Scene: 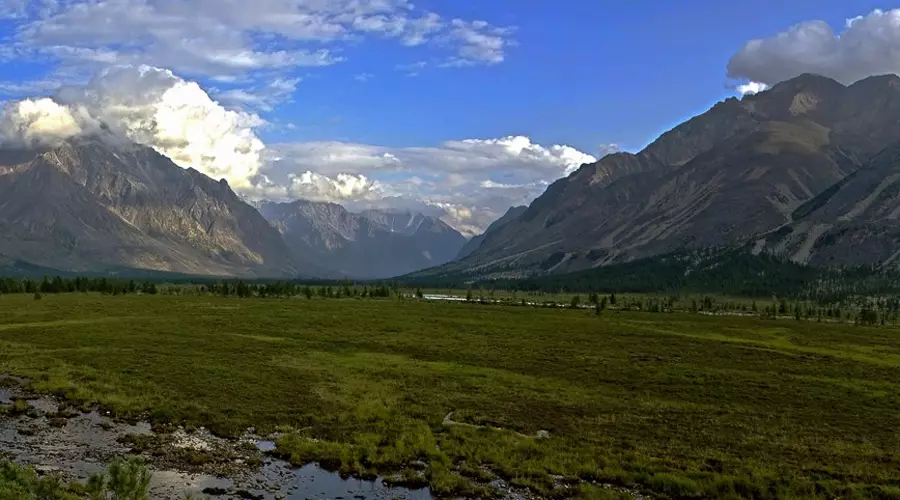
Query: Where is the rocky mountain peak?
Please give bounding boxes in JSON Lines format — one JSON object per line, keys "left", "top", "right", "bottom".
{"left": 260, "top": 200, "right": 466, "bottom": 278}
{"left": 422, "top": 73, "right": 900, "bottom": 279}
{"left": 0, "top": 136, "right": 310, "bottom": 277}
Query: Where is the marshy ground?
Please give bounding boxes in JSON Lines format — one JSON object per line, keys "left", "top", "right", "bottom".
{"left": 0, "top": 294, "right": 899, "bottom": 499}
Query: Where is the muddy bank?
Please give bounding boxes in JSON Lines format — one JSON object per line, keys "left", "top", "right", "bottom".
{"left": 0, "top": 378, "right": 431, "bottom": 500}
{"left": 0, "top": 375, "right": 621, "bottom": 500}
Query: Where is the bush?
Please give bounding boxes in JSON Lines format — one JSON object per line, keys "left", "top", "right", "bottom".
{"left": 85, "top": 457, "right": 152, "bottom": 500}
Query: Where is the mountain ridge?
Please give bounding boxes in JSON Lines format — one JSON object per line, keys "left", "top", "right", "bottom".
{"left": 0, "top": 137, "right": 316, "bottom": 277}
{"left": 259, "top": 199, "right": 467, "bottom": 278}
{"left": 417, "top": 73, "right": 900, "bottom": 279}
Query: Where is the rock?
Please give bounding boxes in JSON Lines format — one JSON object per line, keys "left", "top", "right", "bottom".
{"left": 536, "top": 430, "right": 551, "bottom": 439}
{"left": 201, "top": 487, "right": 229, "bottom": 496}
{"left": 48, "top": 417, "right": 68, "bottom": 428}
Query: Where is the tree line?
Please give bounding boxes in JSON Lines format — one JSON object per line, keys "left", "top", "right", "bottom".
{"left": 0, "top": 276, "right": 158, "bottom": 296}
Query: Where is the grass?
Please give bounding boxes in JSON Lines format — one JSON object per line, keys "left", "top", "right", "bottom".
{"left": 0, "top": 294, "right": 899, "bottom": 498}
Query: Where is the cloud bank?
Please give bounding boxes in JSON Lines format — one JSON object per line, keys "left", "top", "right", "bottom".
{"left": 259, "top": 136, "right": 595, "bottom": 234}
{"left": 0, "top": 66, "right": 596, "bottom": 234}
{"left": 729, "top": 9, "right": 900, "bottom": 87}
{"left": 6, "top": 0, "right": 515, "bottom": 80}
{"left": 1, "top": 65, "right": 266, "bottom": 189}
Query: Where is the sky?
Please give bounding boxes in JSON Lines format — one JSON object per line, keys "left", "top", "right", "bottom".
{"left": 0, "top": 0, "right": 896, "bottom": 234}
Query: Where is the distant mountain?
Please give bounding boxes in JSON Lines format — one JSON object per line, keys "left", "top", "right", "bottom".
{"left": 455, "top": 206, "right": 527, "bottom": 260}
{"left": 419, "top": 73, "right": 900, "bottom": 279}
{"left": 0, "top": 137, "right": 316, "bottom": 277}
{"left": 259, "top": 200, "right": 467, "bottom": 278}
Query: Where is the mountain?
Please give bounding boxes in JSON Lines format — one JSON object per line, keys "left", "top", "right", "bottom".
{"left": 0, "top": 136, "right": 313, "bottom": 277}
{"left": 259, "top": 200, "right": 467, "bottom": 278}
{"left": 765, "top": 141, "right": 900, "bottom": 267}
{"left": 427, "top": 73, "right": 900, "bottom": 278}
{"left": 455, "top": 206, "right": 527, "bottom": 260}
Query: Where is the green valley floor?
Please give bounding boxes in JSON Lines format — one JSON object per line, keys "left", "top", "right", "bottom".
{"left": 0, "top": 294, "right": 898, "bottom": 499}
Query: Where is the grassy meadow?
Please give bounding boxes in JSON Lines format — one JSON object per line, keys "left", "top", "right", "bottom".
{"left": 0, "top": 294, "right": 899, "bottom": 499}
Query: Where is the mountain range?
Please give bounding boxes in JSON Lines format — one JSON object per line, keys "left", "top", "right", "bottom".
{"left": 259, "top": 200, "right": 466, "bottom": 278}
{"left": 4, "top": 73, "right": 900, "bottom": 282}
{"left": 421, "top": 73, "right": 900, "bottom": 279}
{"left": 0, "top": 137, "right": 465, "bottom": 278}
{"left": 0, "top": 137, "right": 306, "bottom": 277}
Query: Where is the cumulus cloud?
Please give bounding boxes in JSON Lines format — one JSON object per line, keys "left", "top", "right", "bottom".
{"left": 0, "top": 65, "right": 591, "bottom": 234}
{"left": 0, "top": 98, "right": 93, "bottom": 147}
{"left": 0, "top": 65, "right": 266, "bottom": 188}
{"left": 728, "top": 9, "right": 900, "bottom": 86}
{"left": 7, "top": 0, "right": 514, "bottom": 79}
{"left": 289, "top": 172, "right": 384, "bottom": 201}
{"left": 259, "top": 136, "right": 596, "bottom": 232}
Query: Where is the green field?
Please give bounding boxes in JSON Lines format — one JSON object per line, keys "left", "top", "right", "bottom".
{"left": 1, "top": 294, "right": 899, "bottom": 499}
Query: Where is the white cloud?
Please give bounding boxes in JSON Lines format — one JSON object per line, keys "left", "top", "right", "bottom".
{"left": 0, "top": 98, "right": 93, "bottom": 147}
{"left": 214, "top": 77, "right": 301, "bottom": 112}
{"left": 0, "top": 0, "right": 27, "bottom": 19}
{"left": 0, "top": 65, "right": 587, "bottom": 234}
{"left": 7, "top": 0, "right": 514, "bottom": 79}
{"left": 728, "top": 9, "right": 900, "bottom": 86}
{"left": 258, "top": 136, "right": 596, "bottom": 232}
{"left": 440, "top": 19, "right": 514, "bottom": 66}
{"left": 396, "top": 61, "right": 427, "bottom": 76}
{"left": 354, "top": 73, "right": 374, "bottom": 82}
{"left": 0, "top": 77, "right": 67, "bottom": 97}
{"left": 289, "top": 171, "right": 384, "bottom": 201}
{"left": 0, "top": 65, "right": 266, "bottom": 189}
{"left": 597, "top": 143, "right": 620, "bottom": 157}
{"left": 735, "top": 81, "right": 769, "bottom": 96}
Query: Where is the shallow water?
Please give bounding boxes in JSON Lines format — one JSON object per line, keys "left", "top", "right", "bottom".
{"left": 250, "top": 462, "right": 431, "bottom": 500}
{"left": 0, "top": 392, "right": 432, "bottom": 499}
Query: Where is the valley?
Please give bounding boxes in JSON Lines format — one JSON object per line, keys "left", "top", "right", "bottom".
{"left": 2, "top": 292, "right": 899, "bottom": 499}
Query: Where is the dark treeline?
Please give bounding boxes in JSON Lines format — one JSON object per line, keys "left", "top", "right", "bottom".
{"left": 0, "top": 276, "right": 159, "bottom": 295}
{"left": 404, "top": 249, "right": 900, "bottom": 303}
{"left": 0, "top": 275, "right": 399, "bottom": 300}
{"left": 7, "top": 248, "right": 900, "bottom": 304}
{"left": 203, "top": 281, "right": 394, "bottom": 299}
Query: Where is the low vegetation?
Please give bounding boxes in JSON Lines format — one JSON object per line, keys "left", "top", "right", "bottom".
{"left": 0, "top": 457, "right": 153, "bottom": 500}
{"left": 0, "top": 294, "right": 899, "bottom": 498}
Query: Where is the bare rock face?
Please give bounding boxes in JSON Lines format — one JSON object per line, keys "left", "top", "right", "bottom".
{"left": 430, "top": 73, "right": 900, "bottom": 277}
{"left": 0, "top": 137, "right": 313, "bottom": 277}
{"left": 259, "top": 200, "right": 467, "bottom": 278}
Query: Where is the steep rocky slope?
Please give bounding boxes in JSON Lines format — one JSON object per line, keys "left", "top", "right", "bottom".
{"left": 436, "top": 73, "right": 900, "bottom": 277}
{"left": 765, "top": 140, "right": 900, "bottom": 267}
{"left": 455, "top": 206, "right": 527, "bottom": 260}
{"left": 0, "top": 137, "right": 312, "bottom": 277}
{"left": 260, "top": 200, "right": 466, "bottom": 278}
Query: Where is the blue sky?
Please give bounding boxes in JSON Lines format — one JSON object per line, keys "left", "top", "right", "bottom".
{"left": 263, "top": 0, "right": 890, "bottom": 152}
{"left": 0, "top": 1, "right": 896, "bottom": 233}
